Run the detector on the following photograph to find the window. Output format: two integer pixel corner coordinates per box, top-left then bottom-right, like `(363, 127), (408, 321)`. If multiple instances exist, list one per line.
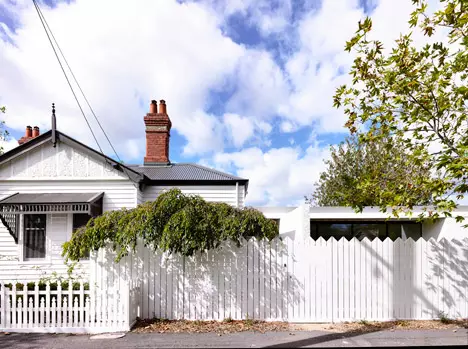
(73, 214), (92, 258)
(73, 213), (92, 232)
(23, 214), (46, 259)
(310, 220), (422, 241)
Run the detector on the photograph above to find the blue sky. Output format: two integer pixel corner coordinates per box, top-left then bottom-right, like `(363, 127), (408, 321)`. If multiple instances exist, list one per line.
(0, 0), (421, 205)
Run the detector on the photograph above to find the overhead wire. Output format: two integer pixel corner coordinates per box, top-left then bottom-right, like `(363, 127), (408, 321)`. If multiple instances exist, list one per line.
(33, 0), (122, 163)
(32, 0), (106, 156)
(31, 0), (141, 185)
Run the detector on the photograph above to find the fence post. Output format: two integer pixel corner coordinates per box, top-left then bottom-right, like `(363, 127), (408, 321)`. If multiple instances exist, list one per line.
(34, 281), (39, 328)
(0, 282), (5, 328)
(46, 282), (50, 327)
(11, 283), (16, 327)
(22, 284), (27, 328)
(79, 281), (84, 328)
(68, 281), (73, 328)
(57, 282), (62, 327)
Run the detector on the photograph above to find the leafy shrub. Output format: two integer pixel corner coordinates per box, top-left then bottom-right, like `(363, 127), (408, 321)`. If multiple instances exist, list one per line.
(63, 188), (278, 262)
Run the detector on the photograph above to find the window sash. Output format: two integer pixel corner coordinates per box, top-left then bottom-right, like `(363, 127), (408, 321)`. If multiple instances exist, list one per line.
(23, 214), (46, 259)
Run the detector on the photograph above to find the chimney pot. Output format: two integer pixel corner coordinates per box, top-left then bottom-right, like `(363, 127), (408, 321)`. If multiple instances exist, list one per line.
(159, 100), (167, 114)
(25, 126), (32, 138)
(32, 126), (40, 138)
(149, 100), (158, 114)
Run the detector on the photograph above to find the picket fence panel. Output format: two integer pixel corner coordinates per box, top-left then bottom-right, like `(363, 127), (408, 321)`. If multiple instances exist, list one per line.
(90, 237), (468, 323)
(0, 281), (141, 333)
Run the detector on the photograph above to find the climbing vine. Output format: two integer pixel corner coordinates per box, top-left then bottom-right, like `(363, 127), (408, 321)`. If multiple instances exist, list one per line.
(62, 188), (278, 262)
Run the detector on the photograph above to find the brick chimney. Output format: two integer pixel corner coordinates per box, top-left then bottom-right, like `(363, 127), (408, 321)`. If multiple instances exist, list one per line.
(18, 125), (40, 145)
(144, 100), (172, 165)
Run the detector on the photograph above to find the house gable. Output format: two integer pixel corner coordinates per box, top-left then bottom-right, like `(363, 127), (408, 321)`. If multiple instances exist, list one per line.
(0, 137), (126, 180)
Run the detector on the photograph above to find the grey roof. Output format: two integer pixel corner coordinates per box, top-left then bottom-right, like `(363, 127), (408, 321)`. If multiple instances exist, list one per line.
(0, 192), (104, 204)
(128, 163), (248, 183)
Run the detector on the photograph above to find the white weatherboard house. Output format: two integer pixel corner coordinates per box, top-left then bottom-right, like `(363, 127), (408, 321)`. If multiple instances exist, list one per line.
(1, 102), (468, 331)
(0, 100), (248, 281)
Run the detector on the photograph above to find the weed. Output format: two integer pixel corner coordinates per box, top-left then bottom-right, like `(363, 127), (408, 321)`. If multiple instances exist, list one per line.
(223, 317), (234, 323)
(244, 317), (255, 327)
(359, 319), (370, 326)
(438, 311), (451, 324)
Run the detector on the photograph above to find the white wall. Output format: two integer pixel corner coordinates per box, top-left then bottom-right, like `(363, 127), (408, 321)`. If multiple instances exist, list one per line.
(257, 205), (310, 240)
(141, 184), (246, 208)
(0, 140), (138, 281)
(257, 206), (468, 240)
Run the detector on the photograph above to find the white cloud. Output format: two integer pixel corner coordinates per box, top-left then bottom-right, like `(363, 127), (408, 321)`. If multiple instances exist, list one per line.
(213, 144), (330, 206)
(223, 113), (254, 148)
(280, 121), (295, 133)
(1, 0), (455, 206)
(226, 49), (289, 119)
(0, 137), (19, 153)
(0, 0), (244, 159)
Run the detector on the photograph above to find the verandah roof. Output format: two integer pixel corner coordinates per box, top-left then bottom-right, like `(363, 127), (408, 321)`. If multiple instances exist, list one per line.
(0, 192), (104, 243)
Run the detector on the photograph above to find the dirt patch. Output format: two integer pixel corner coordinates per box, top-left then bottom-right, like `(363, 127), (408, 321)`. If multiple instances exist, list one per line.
(132, 318), (290, 334)
(293, 319), (468, 333)
(132, 318), (468, 334)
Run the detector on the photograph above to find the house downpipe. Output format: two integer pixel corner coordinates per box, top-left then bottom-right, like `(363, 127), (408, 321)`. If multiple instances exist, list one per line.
(236, 182), (239, 208)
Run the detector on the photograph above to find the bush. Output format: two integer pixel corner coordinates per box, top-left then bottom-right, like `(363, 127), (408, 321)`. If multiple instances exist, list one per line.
(63, 189), (279, 262)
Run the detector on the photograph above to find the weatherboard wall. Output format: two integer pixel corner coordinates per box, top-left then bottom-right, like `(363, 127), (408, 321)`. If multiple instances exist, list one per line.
(140, 184), (245, 208)
(0, 140), (138, 281)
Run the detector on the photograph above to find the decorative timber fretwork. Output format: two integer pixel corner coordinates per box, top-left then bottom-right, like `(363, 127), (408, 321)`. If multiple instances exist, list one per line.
(0, 212), (18, 243)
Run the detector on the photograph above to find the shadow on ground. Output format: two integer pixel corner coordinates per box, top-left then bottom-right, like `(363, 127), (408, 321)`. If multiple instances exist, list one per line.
(0, 333), (82, 349)
(263, 319), (468, 348)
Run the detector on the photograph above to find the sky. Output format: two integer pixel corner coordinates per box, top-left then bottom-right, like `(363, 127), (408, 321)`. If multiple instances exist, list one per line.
(0, 0), (439, 206)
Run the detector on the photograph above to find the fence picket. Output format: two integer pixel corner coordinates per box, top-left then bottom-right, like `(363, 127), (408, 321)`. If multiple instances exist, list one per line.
(18, 297), (23, 328)
(51, 297), (56, 328)
(40, 297), (45, 327)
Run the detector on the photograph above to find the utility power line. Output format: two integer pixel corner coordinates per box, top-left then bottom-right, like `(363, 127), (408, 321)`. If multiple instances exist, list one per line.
(32, 0), (122, 163)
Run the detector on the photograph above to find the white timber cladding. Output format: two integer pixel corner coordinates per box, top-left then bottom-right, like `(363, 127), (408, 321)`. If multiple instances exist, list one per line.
(0, 181), (137, 281)
(141, 184), (245, 207)
(0, 140), (138, 281)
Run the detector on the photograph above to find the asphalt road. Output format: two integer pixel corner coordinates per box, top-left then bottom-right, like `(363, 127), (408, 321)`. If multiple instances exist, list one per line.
(0, 329), (467, 348)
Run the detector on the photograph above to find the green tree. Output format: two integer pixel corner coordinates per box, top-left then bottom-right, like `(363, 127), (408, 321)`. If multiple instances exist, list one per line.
(334, 0), (468, 221)
(308, 135), (433, 208)
(0, 106), (8, 155)
(62, 188), (278, 262)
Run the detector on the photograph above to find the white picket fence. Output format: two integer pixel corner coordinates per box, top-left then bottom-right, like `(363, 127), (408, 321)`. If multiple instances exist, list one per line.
(0, 281), (141, 333)
(91, 237), (468, 323)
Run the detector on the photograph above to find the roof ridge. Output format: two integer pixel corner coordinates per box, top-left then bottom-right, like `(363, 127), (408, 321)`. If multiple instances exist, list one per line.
(187, 163), (246, 180)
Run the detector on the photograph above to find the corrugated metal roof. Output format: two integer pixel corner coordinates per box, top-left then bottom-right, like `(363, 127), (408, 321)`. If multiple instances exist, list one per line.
(128, 163), (247, 182)
(0, 192), (104, 204)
